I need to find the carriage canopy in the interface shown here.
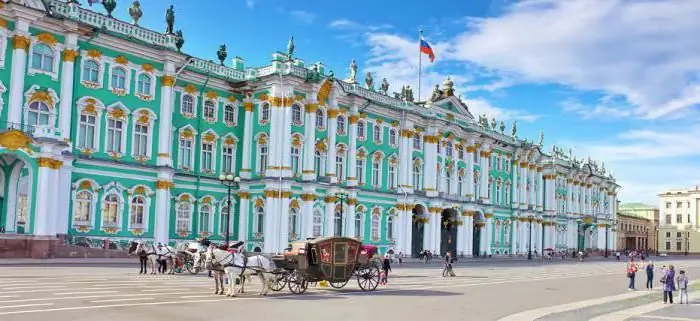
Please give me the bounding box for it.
[303,236,362,282]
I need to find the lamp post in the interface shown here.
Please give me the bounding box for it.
[218,174,240,245]
[528,215,535,260]
[604,215,610,258]
[655,227,659,256]
[335,192,348,236]
[686,232,690,256]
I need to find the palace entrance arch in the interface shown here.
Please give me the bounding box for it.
[440,208,459,257]
[0,153,34,234]
[411,204,426,257]
[472,211,484,257]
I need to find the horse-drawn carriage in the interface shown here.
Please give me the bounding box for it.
[269,236,381,294]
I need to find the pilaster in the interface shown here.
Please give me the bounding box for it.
[8,31,30,126]
[154,169,174,245]
[239,99,255,178]
[485,211,493,255]
[398,121,415,193]
[55,155,74,235]
[237,189,250,241]
[300,187,315,238]
[263,191,277,252]
[347,108,359,186]
[346,193,357,238]
[465,138,476,201]
[301,100,317,181]
[324,194,336,236]
[58,33,78,142]
[325,108,338,183]
[157,61,176,167]
[479,144,491,204]
[423,127,439,197]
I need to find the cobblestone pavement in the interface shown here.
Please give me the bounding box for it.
[0,259,698,321]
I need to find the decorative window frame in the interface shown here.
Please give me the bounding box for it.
[99,181,127,233]
[0,27,9,69]
[413,132,422,150]
[104,102,131,158]
[23,85,59,129]
[131,108,157,162]
[315,107,326,130]
[356,148,367,185]
[75,96,105,154]
[200,129,219,174]
[253,201,265,238]
[80,49,107,89]
[357,119,366,141]
[370,152,384,189]
[197,196,218,237]
[177,89,199,119]
[370,207,382,242]
[389,128,398,147]
[291,103,304,126]
[336,114,347,136]
[27,33,63,80]
[386,215,395,241]
[312,206,324,237]
[177,125,198,171]
[289,206,301,240]
[134,64,159,101]
[256,133,269,175]
[70,178,101,232]
[202,97,219,124]
[126,184,154,233]
[354,205,367,239]
[221,134,238,174]
[106,55,135,96]
[218,196,237,237]
[387,155,398,189]
[223,103,237,127]
[258,102,271,125]
[174,193,195,237]
[372,122,383,144]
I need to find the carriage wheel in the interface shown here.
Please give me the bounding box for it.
[184,258,200,275]
[357,266,380,292]
[270,272,288,292]
[328,278,350,289]
[287,271,308,295]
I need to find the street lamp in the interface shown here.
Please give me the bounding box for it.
[604,215,610,258]
[686,232,690,256]
[218,174,240,245]
[528,215,535,260]
[335,192,348,236]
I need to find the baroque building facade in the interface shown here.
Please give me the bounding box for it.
[658,187,700,255]
[0,1,620,256]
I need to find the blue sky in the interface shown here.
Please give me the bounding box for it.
[92,0,700,205]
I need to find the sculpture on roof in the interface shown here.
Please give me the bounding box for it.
[165,5,175,35]
[103,0,117,17]
[538,130,544,146]
[328,70,335,81]
[41,0,54,15]
[511,120,517,137]
[287,36,295,61]
[499,121,505,134]
[380,78,389,95]
[430,84,442,102]
[442,77,455,97]
[490,117,497,130]
[129,1,143,25]
[568,148,572,160]
[175,30,184,52]
[365,72,374,90]
[346,59,358,84]
[601,162,606,174]
[394,92,401,100]
[217,45,227,66]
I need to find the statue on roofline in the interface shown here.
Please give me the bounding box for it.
[365,72,374,90]
[380,78,389,95]
[287,36,295,61]
[499,121,505,133]
[511,120,517,137]
[431,84,442,102]
[538,130,544,146]
[129,1,143,26]
[346,59,358,83]
[217,45,227,66]
[165,5,175,35]
[175,30,184,52]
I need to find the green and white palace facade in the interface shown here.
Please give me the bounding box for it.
[0,1,620,257]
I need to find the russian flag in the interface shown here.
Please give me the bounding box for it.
[420,36,435,63]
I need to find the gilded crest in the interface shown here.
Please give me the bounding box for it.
[0,130,32,151]
[87,49,103,59]
[184,84,197,94]
[36,32,58,46]
[114,55,129,65]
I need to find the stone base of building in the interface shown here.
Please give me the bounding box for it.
[0,234,132,259]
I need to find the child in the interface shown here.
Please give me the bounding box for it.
[677,270,689,304]
[379,270,387,285]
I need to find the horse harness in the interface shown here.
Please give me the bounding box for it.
[211,251,251,278]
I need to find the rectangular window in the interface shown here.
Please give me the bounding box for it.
[676,214,683,224]
[666,214,672,225]
[388,165,396,189]
[371,162,380,186]
[666,202,671,208]
[665,242,671,251]
[677,232,682,238]
[676,242,682,251]
[77,114,96,149]
[666,232,671,238]
[106,118,123,153]
[222,146,234,173]
[179,139,192,169]
[133,124,148,157]
[356,160,364,184]
[201,143,213,171]
[677,202,683,208]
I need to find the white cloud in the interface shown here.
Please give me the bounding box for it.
[328,19,392,31]
[245,0,255,8]
[561,98,632,120]
[448,0,700,120]
[464,98,541,122]
[290,10,316,24]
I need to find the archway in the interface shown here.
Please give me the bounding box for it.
[0,154,34,234]
[440,208,459,257]
[411,204,426,257]
[472,211,484,257]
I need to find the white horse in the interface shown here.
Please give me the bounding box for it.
[129,241,178,275]
[193,250,228,294]
[202,247,276,297]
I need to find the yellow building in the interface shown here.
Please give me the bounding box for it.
[618,203,659,253]
[657,188,700,255]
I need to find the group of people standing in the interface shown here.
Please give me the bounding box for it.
[626,259,690,304]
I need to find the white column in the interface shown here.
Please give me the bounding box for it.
[237,192,250,241]
[239,100,255,179]
[485,214,493,255]
[8,32,30,126]
[466,142,475,201]
[519,163,527,209]
[302,102,317,181]
[510,215,518,255]
[457,214,465,256]
[529,166,536,208]
[479,224,486,256]
[597,224,606,250]
[278,194,290,252]
[480,145,491,204]
[449,166,458,196]
[567,181,573,215]
[521,220,528,254]
[33,162,59,236]
[347,113,359,186]
[346,196,357,238]
[465,214,473,257]
[511,158,519,208]
[439,140,446,193]
[325,197,335,236]
[266,89,282,177]
[398,125,414,193]
[58,34,78,141]
[280,102,293,178]
[325,109,338,183]
[263,192,277,252]
[154,171,174,245]
[423,129,438,196]
[537,169,544,211]
[156,62,176,167]
[301,188,314,238]
[55,157,73,235]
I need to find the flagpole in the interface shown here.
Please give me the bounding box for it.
[418,28,423,102]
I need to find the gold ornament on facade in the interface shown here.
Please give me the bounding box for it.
[227,95,237,103]
[76,226,91,233]
[484,213,494,219]
[324,195,337,203]
[291,135,302,147]
[108,108,126,119]
[12,35,30,51]
[36,32,58,46]
[82,103,98,115]
[137,110,150,124]
[317,79,332,103]
[528,164,536,169]
[201,196,212,204]
[0,130,32,151]
[86,49,102,59]
[30,90,55,107]
[179,194,191,202]
[257,93,269,101]
[237,191,251,199]
[38,157,63,169]
[242,102,254,112]
[156,180,174,190]
[131,228,144,236]
[180,128,194,139]
[347,198,358,206]
[63,49,78,62]
[357,149,366,159]
[290,199,301,209]
[349,115,359,124]
[304,103,318,113]
[141,63,154,73]
[206,91,218,100]
[300,194,315,201]
[315,140,326,152]
[161,75,175,87]
[327,109,340,118]
[257,135,267,145]
[184,84,197,94]
[203,132,216,143]
[254,198,264,207]
[372,152,382,162]
[104,227,118,234]
[114,55,129,65]
[78,181,93,190]
[133,186,146,195]
[224,136,236,146]
[0,18,7,29]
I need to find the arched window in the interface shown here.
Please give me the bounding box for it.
[446,142,453,157]
[27,101,51,127]
[111,67,127,90]
[133,122,149,157]
[413,133,421,150]
[371,213,380,241]
[337,115,346,135]
[31,43,54,72]
[373,124,381,142]
[257,137,268,174]
[496,181,502,204]
[220,206,229,235]
[255,206,265,235]
[314,150,326,176]
[335,151,345,182]
[291,104,302,124]
[488,180,493,200]
[260,103,270,123]
[387,216,394,240]
[315,109,325,128]
[176,202,191,233]
[136,73,151,95]
[356,157,365,185]
[334,209,343,236]
[354,213,363,239]
[129,196,146,227]
[312,209,323,236]
[291,146,301,177]
[199,205,211,233]
[78,112,96,149]
[413,161,423,190]
[102,194,120,227]
[73,191,93,225]
[203,100,216,119]
[224,105,235,124]
[388,162,397,189]
[289,208,299,238]
[357,120,365,139]
[389,129,397,146]
[181,95,194,114]
[82,60,100,83]
[222,142,235,173]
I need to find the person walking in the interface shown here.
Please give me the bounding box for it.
[645,261,655,290]
[662,264,676,304]
[677,270,689,304]
[627,259,638,290]
[381,254,392,284]
[155,243,168,274]
[616,251,621,262]
[442,252,456,277]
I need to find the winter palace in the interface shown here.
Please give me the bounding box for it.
[0,0,621,257]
